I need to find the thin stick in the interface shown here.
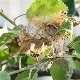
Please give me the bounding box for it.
[9,63,39,75]
[14,14,26,23]
[0,10,22,30]
[31,62,45,80]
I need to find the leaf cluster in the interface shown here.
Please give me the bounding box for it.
[0,0,80,80]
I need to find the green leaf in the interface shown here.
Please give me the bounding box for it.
[13,27,19,31]
[0,26,3,29]
[73,42,80,53]
[31,72,38,80]
[62,21,71,30]
[50,58,73,80]
[21,55,28,66]
[43,48,51,57]
[0,32,18,47]
[73,36,80,42]
[58,21,71,33]
[15,71,30,80]
[15,71,38,80]
[27,56,36,65]
[27,0,68,21]
[68,36,80,49]
[0,71,11,80]
[21,55,36,66]
[21,77,31,80]
[0,45,8,51]
[0,48,9,63]
[7,56,17,65]
[58,21,73,40]
[73,60,80,69]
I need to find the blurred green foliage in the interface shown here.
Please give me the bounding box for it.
[62,0,79,16]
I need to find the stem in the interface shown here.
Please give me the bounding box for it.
[32,62,45,80]
[0,10,22,30]
[9,55,80,75]
[19,56,22,69]
[51,41,54,55]
[14,14,26,23]
[9,67,27,75]
[9,63,40,75]
[29,66,35,78]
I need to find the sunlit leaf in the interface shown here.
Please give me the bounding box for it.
[0,71,11,80]
[43,48,51,57]
[0,45,8,51]
[0,48,9,63]
[27,56,37,65]
[21,55,36,66]
[72,51,77,56]
[27,0,68,21]
[50,58,73,80]
[0,45,16,65]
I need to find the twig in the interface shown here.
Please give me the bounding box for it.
[29,66,35,78]
[14,14,26,23]
[0,10,22,30]
[31,62,45,80]
[9,63,39,75]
